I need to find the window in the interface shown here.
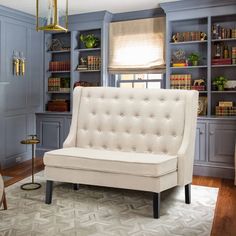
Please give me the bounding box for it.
[115,74,164,89]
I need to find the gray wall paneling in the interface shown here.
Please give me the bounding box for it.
[0,6,43,168]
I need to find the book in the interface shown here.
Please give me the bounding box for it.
[170,74,191,90]
[219,101,233,107]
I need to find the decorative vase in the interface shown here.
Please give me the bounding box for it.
[85,41,96,48]
[192,61,198,66]
[217,85,224,91]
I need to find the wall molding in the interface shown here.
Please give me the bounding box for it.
[0,5,35,25]
[112,8,165,22]
[161,0,236,13]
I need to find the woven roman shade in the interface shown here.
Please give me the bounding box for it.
[109,17,166,73]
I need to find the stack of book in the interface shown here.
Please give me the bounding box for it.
[215,101,236,116]
[77,56,101,71]
[232,29,236,38]
[173,31,203,42]
[190,31,201,41]
[232,47,236,64]
[77,64,87,71]
[49,61,70,71]
[87,56,101,71]
[172,62,187,67]
[47,99,70,112]
[48,77,70,92]
[170,74,191,90]
[212,58,232,65]
[212,24,233,39]
[191,85,205,91]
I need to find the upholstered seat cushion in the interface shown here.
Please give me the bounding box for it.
[44,147,177,177]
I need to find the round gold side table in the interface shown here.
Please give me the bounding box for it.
[20,135,41,190]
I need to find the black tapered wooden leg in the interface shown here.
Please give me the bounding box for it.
[73,183,79,190]
[2,190,7,210]
[153,192,160,219]
[185,184,191,204]
[45,180,53,204]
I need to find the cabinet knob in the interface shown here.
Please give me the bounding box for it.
[209,131,214,135]
[200,131,204,135]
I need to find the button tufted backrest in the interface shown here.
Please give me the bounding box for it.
[67,87,193,156]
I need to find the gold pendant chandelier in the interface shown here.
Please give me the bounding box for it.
[36,0,68,32]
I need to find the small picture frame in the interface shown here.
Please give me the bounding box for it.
[198,97,207,116]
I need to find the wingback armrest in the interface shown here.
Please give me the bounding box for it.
[177,91,199,186]
[63,87,82,148]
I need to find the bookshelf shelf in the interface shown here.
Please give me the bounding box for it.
[47,91,70,94]
[211,91,236,93]
[75,48,101,52]
[76,70,101,73]
[47,50,71,53]
[170,40,207,45]
[211,64,236,68]
[171,65,207,69]
[210,115,236,119]
[48,71,70,73]
[211,38,236,42]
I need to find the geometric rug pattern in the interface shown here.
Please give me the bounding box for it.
[0,172,218,236]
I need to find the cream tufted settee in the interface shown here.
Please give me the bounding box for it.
[44,87,199,218]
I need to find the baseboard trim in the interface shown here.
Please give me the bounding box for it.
[193,165,235,179]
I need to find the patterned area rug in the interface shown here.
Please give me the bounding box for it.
[0,172,218,236]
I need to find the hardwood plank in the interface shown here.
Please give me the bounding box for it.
[2,160,236,236]
[211,179,236,236]
[192,175,222,188]
[2,157,44,187]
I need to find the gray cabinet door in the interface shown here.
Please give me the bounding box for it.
[37,117,64,151]
[209,123,236,165]
[194,123,206,162]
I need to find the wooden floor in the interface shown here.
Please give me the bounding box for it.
[2,158,44,187]
[2,158,236,236]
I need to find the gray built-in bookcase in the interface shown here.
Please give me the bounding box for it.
[36,11,112,155]
[161,0,236,178]
[73,29,102,86]
[44,28,103,113]
[45,32,71,112]
[164,12,236,118]
[161,0,236,179]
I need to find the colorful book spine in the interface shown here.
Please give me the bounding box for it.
[49,61,70,71]
[216,106,236,116]
[87,56,101,71]
[48,77,70,92]
[170,74,191,90]
[232,47,236,64]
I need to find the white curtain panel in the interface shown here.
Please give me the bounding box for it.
[109,17,166,72]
